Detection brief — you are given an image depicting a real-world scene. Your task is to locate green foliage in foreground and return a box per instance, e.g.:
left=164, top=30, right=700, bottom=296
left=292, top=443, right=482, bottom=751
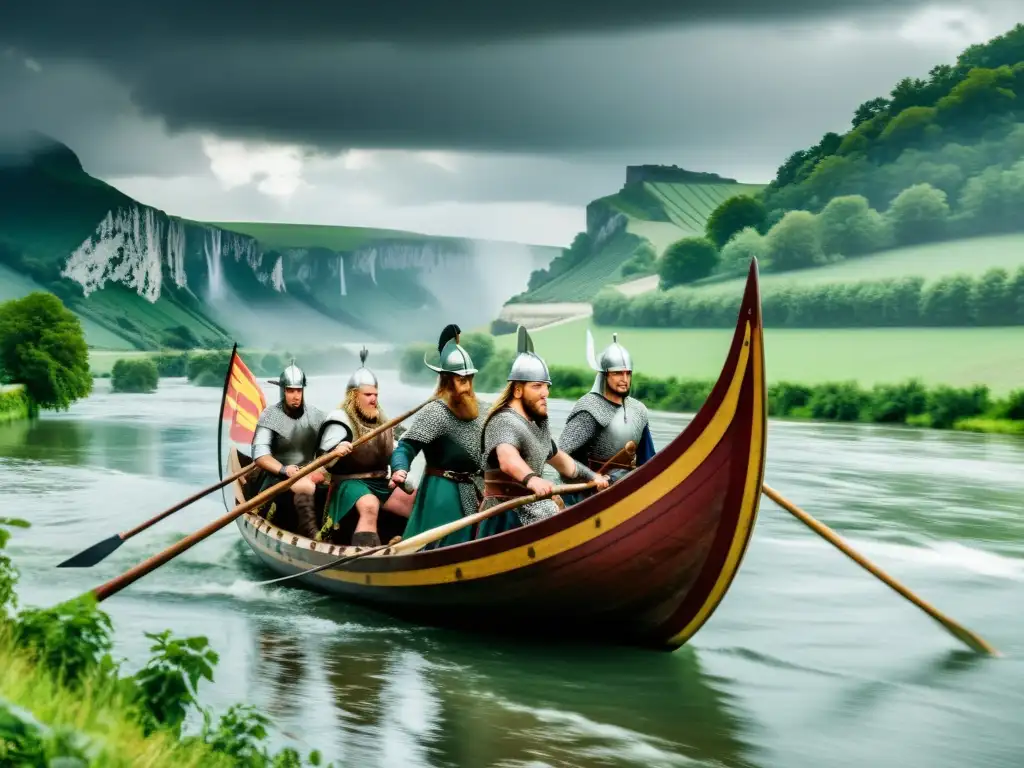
left=110, top=359, right=159, bottom=394
left=0, top=521, right=331, bottom=767
left=402, top=346, right=1024, bottom=434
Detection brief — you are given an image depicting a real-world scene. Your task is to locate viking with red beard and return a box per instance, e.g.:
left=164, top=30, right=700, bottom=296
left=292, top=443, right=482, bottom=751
left=390, top=324, right=487, bottom=550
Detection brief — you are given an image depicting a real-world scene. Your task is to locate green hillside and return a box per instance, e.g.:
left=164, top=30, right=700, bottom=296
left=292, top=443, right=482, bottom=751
left=212, top=221, right=426, bottom=250
left=662, top=233, right=1024, bottom=299
left=0, top=134, right=559, bottom=351
left=510, top=170, right=765, bottom=305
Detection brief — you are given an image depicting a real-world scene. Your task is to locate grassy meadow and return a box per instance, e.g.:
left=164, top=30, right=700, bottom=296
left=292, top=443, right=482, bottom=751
left=209, top=220, right=424, bottom=250
left=492, top=319, right=1024, bottom=395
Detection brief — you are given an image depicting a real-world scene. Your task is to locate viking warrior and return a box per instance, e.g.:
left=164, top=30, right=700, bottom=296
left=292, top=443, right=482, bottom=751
left=475, top=326, right=609, bottom=539
left=556, top=330, right=656, bottom=506
left=251, top=361, right=331, bottom=539
left=390, top=325, right=487, bottom=550
left=316, top=348, right=412, bottom=548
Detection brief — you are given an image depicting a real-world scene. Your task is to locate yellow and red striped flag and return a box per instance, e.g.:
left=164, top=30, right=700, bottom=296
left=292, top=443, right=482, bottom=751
left=220, top=346, right=267, bottom=445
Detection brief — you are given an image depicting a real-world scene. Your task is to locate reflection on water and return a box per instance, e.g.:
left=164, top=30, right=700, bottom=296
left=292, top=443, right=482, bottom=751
left=1, top=370, right=1023, bottom=767
left=250, top=612, right=758, bottom=768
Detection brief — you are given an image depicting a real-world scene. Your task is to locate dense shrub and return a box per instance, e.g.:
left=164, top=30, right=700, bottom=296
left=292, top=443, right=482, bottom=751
left=659, top=237, right=720, bottom=288
left=764, top=210, right=826, bottom=271
left=111, top=359, right=159, bottom=394
left=816, top=194, right=893, bottom=257
left=886, top=183, right=950, bottom=245
left=705, top=195, right=767, bottom=248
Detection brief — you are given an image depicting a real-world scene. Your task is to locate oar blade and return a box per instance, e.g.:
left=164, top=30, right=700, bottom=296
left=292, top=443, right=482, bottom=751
left=56, top=534, right=123, bottom=568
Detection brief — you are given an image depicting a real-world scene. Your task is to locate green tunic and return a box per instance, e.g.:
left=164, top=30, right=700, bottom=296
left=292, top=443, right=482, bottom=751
left=391, top=399, right=486, bottom=550
left=318, top=410, right=402, bottom=540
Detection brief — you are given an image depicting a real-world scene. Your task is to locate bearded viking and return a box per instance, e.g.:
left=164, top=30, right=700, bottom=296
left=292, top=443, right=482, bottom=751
left=251, top=361, right=328, bottom=539
left=475, top=326, right=609, bottom=540
left=556, top=330, right=656, bottom=507
left=316, top=348, right=410, bottom=548
left=390, top=324, right=487, bottom=550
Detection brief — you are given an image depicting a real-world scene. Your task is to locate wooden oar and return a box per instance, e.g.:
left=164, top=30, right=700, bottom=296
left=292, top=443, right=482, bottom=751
left=253, top=480, right=600, bottom=586
left=762, top=483, right=1000, bottom=657
left=56, top=464, right=259, bottom=568
left=254, top=441, right=638, bottom=586
left=88, top=400, right=432, bottom=602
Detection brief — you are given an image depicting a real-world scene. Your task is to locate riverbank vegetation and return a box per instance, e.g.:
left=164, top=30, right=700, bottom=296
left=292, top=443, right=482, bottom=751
left=110, top=359, right=159, bottom=394
left=401, top=335, right=1023, bottom=434
left=0, top=292, right=92, bottom=417
left=0, top=519, right=330, bottom=766
left=0, top=386, right=30, bottom=424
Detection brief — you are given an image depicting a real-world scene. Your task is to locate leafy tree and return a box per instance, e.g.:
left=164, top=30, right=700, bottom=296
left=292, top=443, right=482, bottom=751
left=936, top=66, right=1018, bottom=128
left=886, top=183, right=950, bottom=244
left=816, top=195, right=892, bottom=257
left=658, top=238, right=719, bottom=289
left=764, top=211, right=825, bottom=271
left=957, top=160, right=1024, bottom=232
left=705, top=195, right=767, bottom=247
left=970, top=268, right=1016, bottom=324
left=718, top=227, right=769, bottom=275
left=852, top=97, right=891, bottom=128
left=0, top=292, right=92, bottom=412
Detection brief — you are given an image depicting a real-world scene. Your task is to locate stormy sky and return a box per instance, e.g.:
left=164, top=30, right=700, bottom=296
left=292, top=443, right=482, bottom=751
left=0, top=2, right=1018, bottom=246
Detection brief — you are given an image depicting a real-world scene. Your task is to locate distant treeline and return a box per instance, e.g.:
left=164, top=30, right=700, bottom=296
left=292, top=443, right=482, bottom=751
left=398, top=344, right=1024, bottom=434
left=595, top=267, right=1024, bottom=328
left=111, top=345, right=383, bottom=385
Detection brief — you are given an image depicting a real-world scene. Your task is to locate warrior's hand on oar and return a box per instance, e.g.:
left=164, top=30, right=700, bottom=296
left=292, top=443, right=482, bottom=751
left=84, top=398, right=433, bottom=602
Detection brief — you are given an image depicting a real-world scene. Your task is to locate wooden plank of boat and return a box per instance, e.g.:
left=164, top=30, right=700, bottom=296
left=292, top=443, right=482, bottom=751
left=230, top=258, right=767, bottom=650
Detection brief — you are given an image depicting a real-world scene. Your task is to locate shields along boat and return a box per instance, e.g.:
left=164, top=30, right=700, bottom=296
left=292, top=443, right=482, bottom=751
left=226, top=259, right=767, bottom=651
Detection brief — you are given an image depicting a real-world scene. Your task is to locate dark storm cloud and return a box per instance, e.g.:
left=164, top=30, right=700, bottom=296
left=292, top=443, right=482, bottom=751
left=0, top=1, right=942, bottom=49
left=0, top=0, right=984, bottom=156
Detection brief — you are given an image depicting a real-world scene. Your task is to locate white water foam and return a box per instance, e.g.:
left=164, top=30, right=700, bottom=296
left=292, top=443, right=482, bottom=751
left=763, top=536, right=1024, bottom=581
left=477, top=691, right=699, bottom=768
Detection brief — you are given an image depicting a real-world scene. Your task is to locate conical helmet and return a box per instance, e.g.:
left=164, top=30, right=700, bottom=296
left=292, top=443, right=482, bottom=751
left=425, top=339, right=477, bottom=376
left=268, top=359, right=307, bottom=397
left=586, top=330, right=633, bottom=394
left=347, top=347, right=379, bottom=391
left=508, top=325, right=551, bottom=385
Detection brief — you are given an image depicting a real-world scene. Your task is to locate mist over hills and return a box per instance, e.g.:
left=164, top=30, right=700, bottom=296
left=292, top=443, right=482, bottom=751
left=0, top=133, right=559, bottom=351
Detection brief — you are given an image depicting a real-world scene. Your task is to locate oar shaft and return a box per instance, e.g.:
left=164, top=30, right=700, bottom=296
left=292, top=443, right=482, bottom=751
left=91, top=400, right=430, bottom=602
left=253, top=440, right=640, bottom=584
left=762, top=483, right=1000, bottom=657
left=120, top=464, right=257, bottom=540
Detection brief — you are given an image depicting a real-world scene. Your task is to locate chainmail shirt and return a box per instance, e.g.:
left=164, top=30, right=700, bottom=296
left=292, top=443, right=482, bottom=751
left=482, top=407, right=558, bottom=525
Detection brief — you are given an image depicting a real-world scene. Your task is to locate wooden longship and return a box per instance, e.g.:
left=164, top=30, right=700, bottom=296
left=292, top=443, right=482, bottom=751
left=230, top=260, right=767, bottom=650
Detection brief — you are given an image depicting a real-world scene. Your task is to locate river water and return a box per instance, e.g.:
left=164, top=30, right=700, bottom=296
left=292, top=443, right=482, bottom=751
left=2, top=371, right=1023, bottom=768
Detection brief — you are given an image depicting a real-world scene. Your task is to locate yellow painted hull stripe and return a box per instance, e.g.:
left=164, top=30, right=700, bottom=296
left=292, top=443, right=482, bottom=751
left=245, top=323, right=754, bottom=590
left=668, top=322, right=764, bottom=645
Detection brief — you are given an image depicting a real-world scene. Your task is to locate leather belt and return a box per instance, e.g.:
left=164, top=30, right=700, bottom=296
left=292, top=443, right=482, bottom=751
left=483, top=469, right=530, bottom=500
left=587, top=455, right=636, bottom=472
left=331, top=470, right=388, bottom=481
left=425, top=467, right=480, bottom=484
